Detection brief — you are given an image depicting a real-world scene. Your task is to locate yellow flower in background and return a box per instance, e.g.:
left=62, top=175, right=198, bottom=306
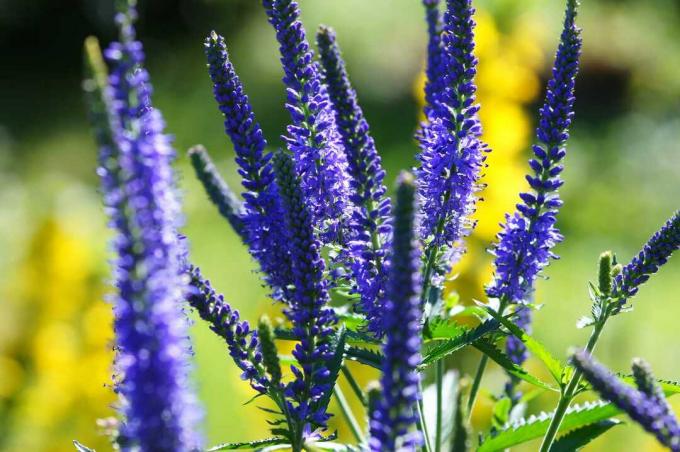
left=0, top=218, right=115, bottom=452
left=415, top=9, right=545, bottom=303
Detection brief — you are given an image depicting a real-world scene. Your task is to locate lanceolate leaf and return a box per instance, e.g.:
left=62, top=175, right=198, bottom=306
left=208, top=437, right=289, bottom=451
left=490, top=309, right=565, bottom=383
left=420, top=319, right=499, bottom=368
left=472, top=339, right=558, bottom=392
left=549, top=419, right=623, bottom=451
left=478, top=400, right=620, bottom=451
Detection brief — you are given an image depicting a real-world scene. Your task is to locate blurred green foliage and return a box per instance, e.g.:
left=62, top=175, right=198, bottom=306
left=0, top=0, right=679, bottom=450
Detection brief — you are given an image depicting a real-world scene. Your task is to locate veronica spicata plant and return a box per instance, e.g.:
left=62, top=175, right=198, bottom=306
left=82, top=0, right=680, bottom=451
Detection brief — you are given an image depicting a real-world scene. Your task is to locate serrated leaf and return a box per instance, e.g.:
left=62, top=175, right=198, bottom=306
left=490, top=311, right=565, bottom=384
left=478, top=400, right=620, bottom=451
left=275, top=327, right=378, bottom=347
left=73, top=441, right=95, bottom=452
left=472, top=339, right=558, bottom=392
left=423, top=316, right=466, bottom=341
left=420, top=320, right=499, bottom=368
left=208, top=437, right=288, bottom=451
left=345, top=345, right=383, bottom=369
left=313, top=327, right=347, bottom=415
left=549, top=419, right=622, bottom=451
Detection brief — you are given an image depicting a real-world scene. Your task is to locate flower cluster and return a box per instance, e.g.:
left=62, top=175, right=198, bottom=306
left=262, top=0, right=351, bottom=240
left=187, top=266, right=269, bottom=393
left=572, top=352, right=680, bottom=451
left=368, top=173, right=423, bottom=451
left=612, top=211, right=680, bottom=308
left=83, top=0, right=680, bottom=451
left=486, top=0, right=580, bottom=306
left=273, top=152, right=338, bottom=439
left=316, top=26, right=392, bottom=336
left=88, top=2, right=202, bottom=450
left=416, top=0, right=487, bottom=285
left=203, top=31, right=291, bottom=297
left=486, top=0, right=581, bottom=366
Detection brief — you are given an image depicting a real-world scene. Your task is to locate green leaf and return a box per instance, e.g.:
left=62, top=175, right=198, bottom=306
left=478, top=400, right=620, bottom=451
left=549, top=419, right=622, bottom=451
left=423, top=316, right=466, bottom=341
left=490, top=311, right=565, bottom=384
left=420, top=320, right=499, bottom=368
left=492, top=397, right=513, bottom=430
left=345, top=345, right=383, bottom=369
left=208, top=437, right=288, bottom=451
left=73, top=441, right=95, bottom=452
left=472, top=339, right=558, bottom=392
left=313, top=327, right=347, bottom=415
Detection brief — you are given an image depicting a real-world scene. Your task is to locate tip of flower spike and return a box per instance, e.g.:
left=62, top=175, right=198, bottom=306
left=317, top=24, right=335, bottom=40
left=396, top=170, right=416, bottom=190
left=83, top=36, right=108, bottom=86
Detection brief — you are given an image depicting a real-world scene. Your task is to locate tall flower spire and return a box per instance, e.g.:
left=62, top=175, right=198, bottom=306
left=204, top=31, right=291, bottom=297
left=273, top=152, right=337, bottom=444
left=86, top=2, right=202, bottom=449
left=262, top=0, right=351, bottom=240
left=416, top=0, right=487, bottom=288
left=486, top=0, right=581, bottom=365
left=611, top=211, right=680, bottom=310
left=368, top=173, right=423, bottom=451
left=572, top=352, right=680, bottom=451
left=316, top=26, right=391, bottom=336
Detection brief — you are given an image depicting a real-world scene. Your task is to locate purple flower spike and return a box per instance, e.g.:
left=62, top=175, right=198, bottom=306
left=612, top=211, right=680, bottom=310
left=572, top=352, right=680, bottom=451
left=369, top=173, right=423, bottom=451
left=188, top=266, right=269, bottom=393
left=416, top=0, right=487, bottom=286
left=317, top=26, right=392, bottom=337
left=262, top=0, right=351, bottom=240
left=421, top=0, right=446, bottom=112
left=273, top=152, right=337, bottom=440
left=94, top=2, right=203, bottom=449
left=486, top=0, right=581, bottom=365
left=204, top=31, right=291, bottom=298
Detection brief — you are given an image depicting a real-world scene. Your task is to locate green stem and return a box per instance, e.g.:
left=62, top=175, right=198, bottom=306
left=467, top=298, right=509, bottom=418
left=538, top=314, right=608, bottom=452
left=342, top=366, right=367, bottom=406
left=417, top=386, right=434, bottom=452
left=435, top=360, right=444, bottom=452
left=466, top=354, right=488, bottom=420
left=333, top=384, right=364, bottom=444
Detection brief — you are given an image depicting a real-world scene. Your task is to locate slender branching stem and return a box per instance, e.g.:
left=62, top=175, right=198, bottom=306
left=539, top=310, right=610, bottom=451
left=467, top=354, right=488, bottom=420
left=417, top=381, right=434, bottom=452
left=435, top=360, right=444, bottom=452
left=467, top=297, right=509, bottom=417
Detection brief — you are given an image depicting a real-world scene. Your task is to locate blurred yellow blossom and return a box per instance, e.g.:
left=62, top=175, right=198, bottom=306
left=0, top=218, right=114, bottom=451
